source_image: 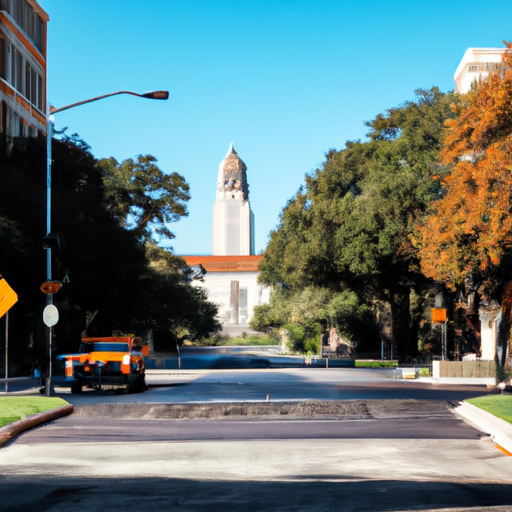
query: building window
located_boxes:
[0,33,6,80]
[467,62,500,74]
[25,59,31,100]
[0,100,6,135]
[36,73,42,110]
[15,0,44,52]
[15,50,23,94]
[34,14,43,51]
[3,39,43,112]
[0,0,11,15]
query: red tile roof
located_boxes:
[182,255,263,272]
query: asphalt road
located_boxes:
[5,414,486,444]
[56,367,497,404]
[2,367,511,512]
[1,410,512,512]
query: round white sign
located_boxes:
[43,304,59,327]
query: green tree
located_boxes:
[0,134,218,373]
[98,155,190,243]
[258,88,457,358]
[417,44,512,361]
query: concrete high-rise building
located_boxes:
[212,143,255,255]
[0,0,49,141]
[454,47,505,94]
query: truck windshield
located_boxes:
[80,342,130,353]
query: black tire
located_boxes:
[71,380,83,394]
[129,374,145,394]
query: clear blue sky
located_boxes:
[38,0,512,255]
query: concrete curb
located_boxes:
[0,387,42,396]
[454,401,512,455]
[0,404,73,448]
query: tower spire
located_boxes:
[213,144,254,255]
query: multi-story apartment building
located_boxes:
[0,0,48,141]
[454,47,505,94]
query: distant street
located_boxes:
[56,366,496,405]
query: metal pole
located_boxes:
[46,119,53,285]
[4,311,8,393]
[45,325,53,396]
[442,322,447,361]
[45,118,53,397]
[50,90,169,114]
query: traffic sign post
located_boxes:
[43,304,59,397]
[40,281,61,397]
[0,276,17,393]
[432,308,448,361]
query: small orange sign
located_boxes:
[431,307,447,324]
[0,276,18,318]
[40,281,62,295]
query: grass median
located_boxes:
[0,396,68,428]
[467,394,512,425]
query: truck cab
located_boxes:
[58,336,148,393]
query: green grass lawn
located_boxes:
[0,396,68,428]
[466,394,512,425]
[355,360,399,368]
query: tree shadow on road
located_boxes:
[1,475,512,512]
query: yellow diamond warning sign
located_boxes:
[0,276,18,318]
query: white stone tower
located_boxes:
[212,144,255,255]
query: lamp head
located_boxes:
[142,90,169,100]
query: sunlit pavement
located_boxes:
[1,433,511,511]
[51,367,496,405]
[1,367,511,511]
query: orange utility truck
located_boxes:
[58,336,148,393]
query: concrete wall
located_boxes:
[432,360,496,385]
[193,271,271,327]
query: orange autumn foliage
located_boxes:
[418,43,512,290]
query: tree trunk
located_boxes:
[390,289,414,360]
[464,291,481,357]
[498,281,512,367]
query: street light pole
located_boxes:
[44,89,169,396]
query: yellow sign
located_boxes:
[0,276,18,318]
[431,307,447,324]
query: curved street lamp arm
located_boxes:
[50,90,169,114]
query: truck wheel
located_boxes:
[129,375,145,394]
[71,381,83,394]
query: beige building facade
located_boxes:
[454,47,505,94]
[183,145,270,334]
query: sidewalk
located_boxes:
[454,400,512,455]
[0,376,41,395]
